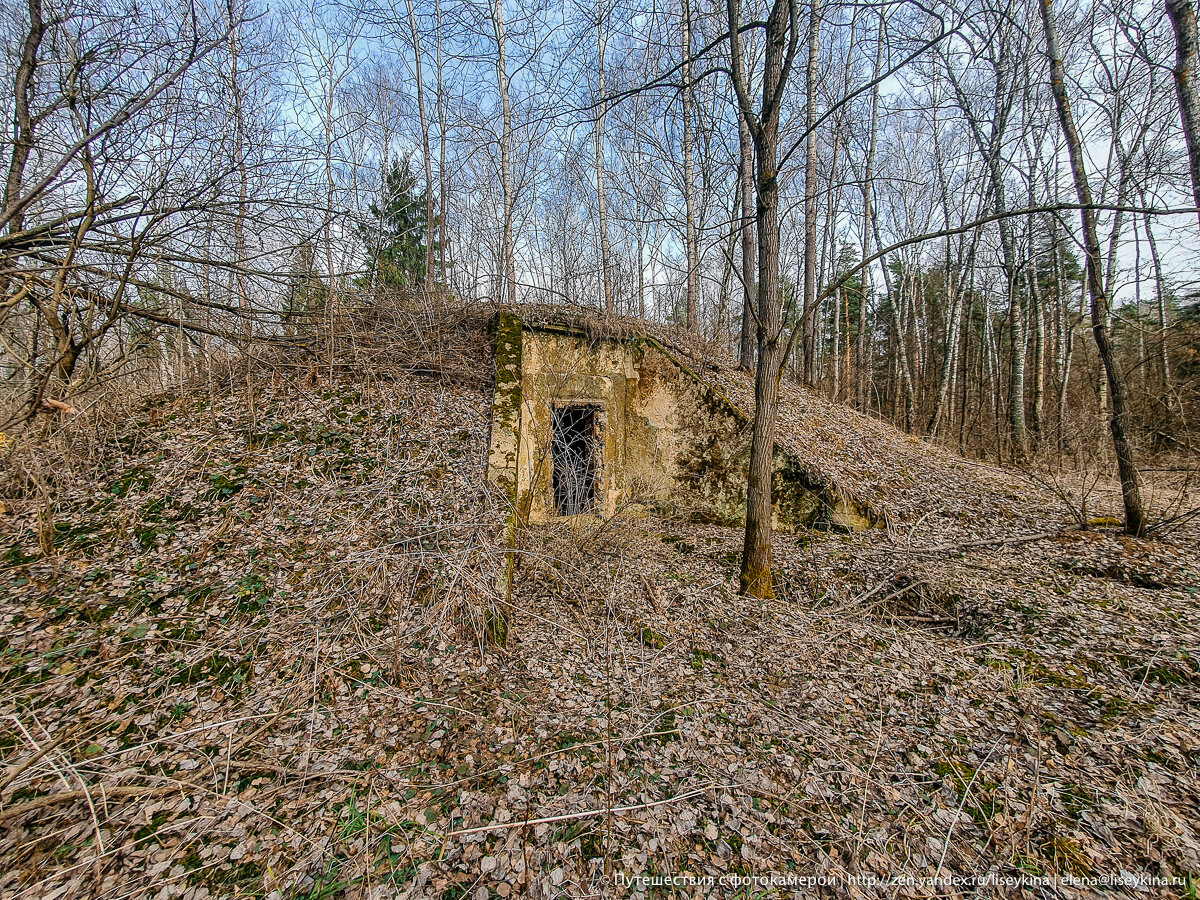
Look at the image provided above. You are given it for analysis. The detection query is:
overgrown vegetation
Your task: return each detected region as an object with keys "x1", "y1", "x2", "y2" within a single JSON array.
[{"x1": 2, "y1": 327, "x2": 1195, "y2": 896}]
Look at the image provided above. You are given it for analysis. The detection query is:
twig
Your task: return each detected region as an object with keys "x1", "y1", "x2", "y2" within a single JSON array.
[
  {"x1": 0, "y1": 785, "x2": 177, "y2": 824},
  {"x1": 302, "y1": 628, "x2": 320, "y2": 789},
  {"x1": 933, "y1": 737, "x2": 1003, "y2": 881},
  {"x1": 441, "y1": 784, "x2": 728, "y2": 840},
  {"x1": 641, "y1": 574, "x2": 661, "y2": 612},
  {"x1": 230, "y1": 696, "x2": 304, "y2": 757},
  {"x1": 14, "y1": 715, "x2": 105, "y2": 854},
  {"x1": 1135, "y1": 648, "x2": 1163, "y2": 701},
  {"x1": 83, "y1": 712, "x2": 280, "y2": 765},
  {"x1": 914, "y1": 528, "x2": 1075, "y2": 555},
  {"x1": 222, "y1": 732, "x2": 232, "y2": 797},
  {"x1": 0, "y1": 725, "x2": 75, "y2": 796}
]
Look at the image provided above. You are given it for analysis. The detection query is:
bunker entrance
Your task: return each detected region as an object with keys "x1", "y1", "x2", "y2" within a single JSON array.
[{"x1": 551, "y1": 405, "x2": 599, "y2": 515}]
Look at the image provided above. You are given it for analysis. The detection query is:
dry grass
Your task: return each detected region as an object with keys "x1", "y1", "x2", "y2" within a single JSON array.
[{"x1": 1, "y1": 299, "x2": 1197, "y2": 899}]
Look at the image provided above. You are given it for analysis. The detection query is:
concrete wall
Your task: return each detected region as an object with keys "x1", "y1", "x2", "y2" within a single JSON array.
[
  {"x1": 515, "y1": 327, "x2": 635, "y2": 521},
  {"x1": 489, "y1": 319, "x2": 867, "y2": 532}
]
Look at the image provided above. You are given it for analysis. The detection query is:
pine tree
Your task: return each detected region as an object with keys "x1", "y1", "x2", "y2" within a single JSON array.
[
  {"x1": 283, "y1": 242, "x2": 328, "y2": 335},
  {"x1": 359, "y1": 158, "x2": 436, "y2": 289}
]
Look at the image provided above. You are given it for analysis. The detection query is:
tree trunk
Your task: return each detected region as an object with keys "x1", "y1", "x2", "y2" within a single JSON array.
[
  {"x1": 434, "y1": 0, "x2": 449, "y2": 283},
  {"x1": 742, "y1": 118, "x2": 783, "y2": 597},
  {"x1": 728, "y1": 0, "x2": 798, "y2": 599},
  {"x1": 1040, "y1": 0, "x2": 1146, "y2": 536},
  {"x1": 857, "y1": 18, "x2": 882, "y2": 411},
  {"x1": 871, "y1": 214, "x2": 912, "y2": 429},
  {"x1": 682, "y1": 0, "x2": 697, "y2": 330},
  {"x1": 405, "y1": 0, "x2": 435, "y2": 288},
  {"x1": 928, "y1": 268, "x2": 965, "y2": 435},
  {"x1": 225, "y1": 17, "x2": 250, "y2": 343},
  {"x1": 1049, "y1": 218, "x2": 1064, "y2": 437},
  {"x1": 1005, "y1": 258, "x2": 1027, "y2": 459},
  {"x1": 801, "y1": 0, "x2": 820, "y2": 384},
  {"x1": 738, "y1": 107, "x2": 755, "y2": 369},
  {"x1": 594, "y1": 7, "x2": 613, "y2": 313},
  {"x1": 926, "y1": 104, "x2": 962, "y2": 437},
  {"x1": 0, "y1": 0, "x2": 42, "y2": 390},
  {"x1": 1167, "y1": 0, "x2": 1200, "y2": 233},
  {"x1": 856, "y1": 196, "x2": 873, "y2": 407},
  {"x1": 3, "y1": 0, "x2": 44, "y2": 241},
  {"x1": 1027, "y1": 255, "x2": 1045, "y2": 445},
  {"x1": 831, "y1": 285, "x2": 840, "y2": 399},
  {"x1": 492, "y1": 0, "x2": 517, "y2": 306},
  {"x1": 1058, "y1": 276, "x2": 1082, "y2": 451},
  {"x1": 895, "y1": 273, "x2": 915, "y2": 430},
  {"x1": 957, "y1": 266, "x2": 976, "y2": 452},
  {"x1": 1142, "y1": 210, "x2": 1170, "y2": 391},
  {"x1": 717, "y1": 201, "x2": 737, "y2": 336}
]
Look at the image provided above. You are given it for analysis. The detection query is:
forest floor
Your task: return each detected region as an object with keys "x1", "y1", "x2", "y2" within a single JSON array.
[{"x1": 1, "y1": 355, "x2": 1199, "y2": 899}]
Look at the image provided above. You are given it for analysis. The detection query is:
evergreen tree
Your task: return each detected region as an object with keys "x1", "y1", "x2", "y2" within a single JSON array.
[
  {"x1": 359, "y1": 158, "x2": 435, "y2": 288},
  {"x1": 283, "y1": 242, "x2": 328, "y2": 335}
]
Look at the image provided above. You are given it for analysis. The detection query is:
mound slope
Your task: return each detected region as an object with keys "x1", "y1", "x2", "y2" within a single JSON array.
[
  {"x1": 483, "y1": 302, "x2": 1067, "y2": 537},
  {"x1": 713, "y1": 369, "x2": 1064, "y2": 536},
  {"x1": 1, "y1": 308, "x2": 1195, "y2": 899}
]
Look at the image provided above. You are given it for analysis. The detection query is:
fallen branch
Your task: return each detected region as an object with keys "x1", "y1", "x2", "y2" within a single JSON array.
[
  {"x1": 914, "y1": 528, "x2": 1075, "y2": 555},
  {"x1": 932, "y1": 737, "x2": 1003, "y2": 880},
  {"x1": 231, "y1": 698, "x2": 303, "y2": 757},
  {"x1": 0, "y1": 785, "x2": 177, "y2": 824},
  {"x1": 441, "y1": 784, "x2": 729, "y2": 839},
  {"x1": 0, "y1": 726, "x2": 76, "y2": 796}
]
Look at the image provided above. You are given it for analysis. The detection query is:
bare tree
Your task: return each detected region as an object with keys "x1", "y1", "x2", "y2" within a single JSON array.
[
  {"x1": 0, "y1": 0, "x2": 255, "y2": 424},
  {"x1": 728, "y1": 0, "x2": 801, "y2": 597},
  {"x1": 1166, "y1": 0, "x2": 1200, "y2": 232},
  {"x1": 800, "y1": 0, "x2": 819, "y2": 385},
  {"x1": 594, "y1": 0, "x2": 614, "y2": 313},
  {"x1": 1039, "y1": 0, "x2": 1147, "y2": 535},
  {"x1": 941, "y1": 3, "x2": 1032, "y2": 458}
]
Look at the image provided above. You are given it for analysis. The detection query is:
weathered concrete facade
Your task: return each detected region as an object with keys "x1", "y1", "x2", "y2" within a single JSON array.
[{"x1": 487, "y1": 313, "x2": 871, "y2": 532}]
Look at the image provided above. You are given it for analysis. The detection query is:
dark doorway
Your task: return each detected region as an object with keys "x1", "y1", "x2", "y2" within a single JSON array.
[{"x1": 551, "y1": 406, "x2": 598, "y2": 515}]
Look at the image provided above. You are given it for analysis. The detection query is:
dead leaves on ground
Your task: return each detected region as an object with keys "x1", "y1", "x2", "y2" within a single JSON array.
[{"x1": 0, "y1": 372, "x2": 1198, "y2": 899}]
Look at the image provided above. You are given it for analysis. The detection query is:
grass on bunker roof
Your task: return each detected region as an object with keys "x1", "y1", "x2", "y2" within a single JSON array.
[{"x1": 0, "y1": 363, "x2": 1198, "y2": 900}]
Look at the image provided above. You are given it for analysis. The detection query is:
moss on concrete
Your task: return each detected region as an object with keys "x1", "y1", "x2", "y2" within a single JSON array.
[
  {"x1": 488, "y1": 312, "x2": 524, "y2": 491},
  {"x1": 488, "y1": 312, "x2": 524, "y2": 620},
  {"x1": 488, "y1": 316, "x2": 874, "y2": 539}
]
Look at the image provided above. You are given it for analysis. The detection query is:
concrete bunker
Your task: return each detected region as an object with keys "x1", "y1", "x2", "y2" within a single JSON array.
[{"x1": 487, "y1": 312, "x2": 873, "y2": 533}]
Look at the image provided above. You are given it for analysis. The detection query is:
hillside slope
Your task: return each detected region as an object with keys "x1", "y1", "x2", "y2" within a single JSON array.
[
  {"x1": 508, "y1": 302, "x2": 1077, "y2": 535},
  {"x1": 716, "y1": 372, "x2": 1062, "y2": 534},
  {"x1": 1, "y1": 326, "x2": 1198, "y2": 899}
]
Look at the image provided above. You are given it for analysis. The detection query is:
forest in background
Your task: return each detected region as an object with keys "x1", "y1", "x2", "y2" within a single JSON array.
[{"x1": 3, "y1": 0, "x2": 1200, "y2": 468}]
